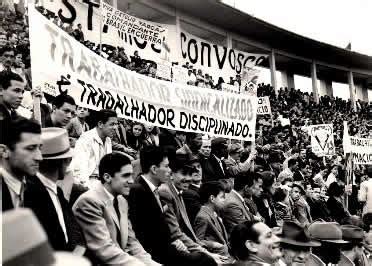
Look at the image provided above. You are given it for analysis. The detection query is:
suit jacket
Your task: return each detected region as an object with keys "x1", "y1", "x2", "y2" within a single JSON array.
[
  {"x1": 158, "y1": 182, "x2": 202, "y2": 251},
  {"x1": 72, "y1": 183, "x2": 157, "y2": 266},
  {"x1": 358, "y1": 179, "x2": 372, "y2": 216},
  {"x1": 203, "y1": 154, "x2": 227, "y2": 182},
  {"x1": 128, "y1": 176, "x2": 174, "y2": 264},
  {"x1": 1, "y1": 175, "x2": 14, "y2": 212},
  {"x1": 224, "y1": 156, "x2": 251, "y2": 178},
  {"x1": 183, "y1": 184, "x2": 201, "y2": 224},
  {"x1": 293, "y1": 197, "x2": 312, "y2": 226},
  {"x1": 194, "y1": 206, "x2": 229, "y2": 249},
  {"x1": 222, "y1": 190, "x2": 254, "y2": 236},
  {"x1": 327, "y1": 196, "x2": 351, "y2": 224},
  {"x1": 24, "y1": 175, "x2": 86, "y2": 252},
  {"x1": 307, "y1": 197, "x2": 332, "y2": 222},
  {"x1": 306, "y1": 253, "x2": 326, "y2": 266},
  {"x1": 70, "y1": 128, "x2": 112, "y2": 186}
]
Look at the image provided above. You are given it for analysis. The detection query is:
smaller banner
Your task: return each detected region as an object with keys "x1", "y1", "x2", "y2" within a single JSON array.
[
  {"x1": 349, "y1": 136, "x2": 372, "y2": 165},
  {"x1": 156, "y1": 61, "x2": 171, "y2": 80},
  {"x1": 257, "y1": 96, "x2": 271, "y2": 115},
  {"x1": 101, "y1": 2, "x2": 167, "y2": 46},
  {"x1": 309, "y1": 124, "x2": 335, "y2": 157}
]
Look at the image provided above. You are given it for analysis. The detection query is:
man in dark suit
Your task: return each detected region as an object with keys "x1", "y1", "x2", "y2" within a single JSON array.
[
  {"x1": 0, "y1": 71, "x2": 26, "y2": 144},
  {"x1": 183, "y1": 178, "x2": 201, "y2": 225},
  {"x1": 193, "y1": 181, "x2": 231, "y2": 258},
  {"x1": 129, "y1": 146, "x2": 217, "y2": 266},
  {"x1": 25, "y1": 128, "x2": 86, "y2": 253},
  {"x1": 1, "y1": 118, "x2": 42, "y2": 212},
  {"x1": 202, "y1": 138, "x2": 228, "y2": 182}
]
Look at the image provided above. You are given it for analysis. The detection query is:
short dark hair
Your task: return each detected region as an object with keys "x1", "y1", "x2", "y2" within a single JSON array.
[
  {"x1": 230, "y1": 221, "x2": 260, "y2": 260},
  {"x1": 199, "y1": 181, "x2": 225, "y2": 204},
  {"x1": 234, "y1": 173, "x2": 261, "y2": 191},
  {"x1": 273, "y1": 187, "x2": 288, "y2": 202},
  {"x1": 53, "y1": 94, "x2": 76, "y2": 109},
  {"x1": 328, "y1": 182, "x2": 344, "y2": 197},
  {"x1": 99, "y1": 152, "x2": 131, "y2": 183},
  {"x1": 140, "y1": 146, "x2": 167, "y2": 174},
  {"x1": 3, "y1": 118, "x2": 41, "y2": 149},
  {"x1": 185, "y1": 132, "x2": 200, "y2": 143},
  {"x1": 0, "y1": 71, "x2": 24, "y2": 90},
  {"x1": 0, "y1": 46, "x2": 14, "y2": 56},
  {"x1": 96, "y1": 109, "x2": 117, "y2": 125}
]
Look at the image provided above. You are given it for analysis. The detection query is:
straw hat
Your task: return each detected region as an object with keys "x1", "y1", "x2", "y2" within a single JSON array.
[
  {"x1": 41, "y1": 128, "x2": 73, "y2": 159},
  {"x1": 2, "y1": 208, "x2": 90, "y2": 266}
]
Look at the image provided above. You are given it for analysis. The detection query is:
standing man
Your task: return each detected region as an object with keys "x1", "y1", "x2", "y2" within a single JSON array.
[
  {"x1": 358, "y1": 166, "x2": 372, "y2": 216},
  {"x1": 224, "y1": 143, "x2": 255, "y2": 179},
  {"x1": 129, "y1": 146, "x2": 217, "y2": 266},
  {"x1": 203, "y1": 137, "x2": 228, "y2": 182},
  {"x1": 1, "y1": 118, "x2": 42, "y2": 211},
  {"x1": 73, "y1": 152, "x2": 158, "y2": 265},
  {"x1": 66, "y1": 105, "x2": 90, "y2": 142},
  {"x1": 176, "y1": 132, "x2": 203, "y2": 160},
  {"x1": 71, "y1": 109, "x2": 117, "y2": 188},
  {"x1": 25, "y1": 128, "x2": 86, "y2": 252}
]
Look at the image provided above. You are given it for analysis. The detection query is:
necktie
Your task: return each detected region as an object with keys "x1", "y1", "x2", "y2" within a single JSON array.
[
  {"x1": 18, "y1": 180, "x2": 27, "y2": 207},
  {"x1": 113, "y1": 197, "x2": 122, "y2": 245},
  {"x1": 153, "y1": 188, "x2": 163, "y2": 212}
]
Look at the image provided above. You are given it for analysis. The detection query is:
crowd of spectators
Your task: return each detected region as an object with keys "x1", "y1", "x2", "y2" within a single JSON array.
[{"x1": 2, "y1": 3, "x2": 372, "y2": 266}]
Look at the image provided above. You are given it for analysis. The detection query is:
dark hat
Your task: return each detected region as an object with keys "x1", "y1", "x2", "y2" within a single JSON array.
[
  {"x1": 211, "y1": 137, "x2": 227, "y2": 147},
  {"x1": 308, "y1": 222, "x2": 349, "y2": 244},
  {"x1": 292, "y1": 183, "x2": 306, "y2": 195},
  {"x1": 279, "y1": 221, "x2": 320, "y2": 247},
  {"x1": 341, "y1": 225, "x2": 364, "y2": 242}
]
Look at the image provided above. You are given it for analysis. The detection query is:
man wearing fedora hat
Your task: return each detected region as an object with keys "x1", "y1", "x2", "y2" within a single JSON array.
[
  {"x1": 307, "y1": 221, "x2": 349, "y2": 266},
  {"x1": 340, "y1": 225, "x2": 369, "y2": 266},
  {"x1": 279, "y1": 221, "x2": 320, "y2": 266},
  {"x1": 24, "y1": 127, "x2": 86, "y2": 252}
]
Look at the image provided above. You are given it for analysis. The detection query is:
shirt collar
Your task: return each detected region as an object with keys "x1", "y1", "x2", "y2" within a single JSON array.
[
  {"x1": 141, "y1": 175, "x2": 158, "y2": 193},
  {"x1": 0, "y1": 167, "x2": 25, "y2": 196},
  {"x1": 36, "y1": 173, "x2": 58, "y2": 195},
  {"x1": 94, "y1": 128, "x2": 106, "y2": 145},
  {"x1": 232, "y1": 189, "x2": 245, "y2": 203},
  {"x1": 102, "y1": 185, "x2": 114, "y2": 202},
  {"x1": 171, "y1": 182, "x2": 182, "y2": 196}
]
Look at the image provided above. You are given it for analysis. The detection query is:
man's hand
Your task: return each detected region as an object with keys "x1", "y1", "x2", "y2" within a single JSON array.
[
  {"x1": 171, "y1": 239, "x2": 188, "y2": 253},
  {"x1": 31, "y1": 88, "x2": 43, "y2": 99}
]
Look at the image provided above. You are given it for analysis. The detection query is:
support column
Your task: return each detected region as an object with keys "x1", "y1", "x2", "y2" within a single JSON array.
[
  {"x1": 226, "y1": 34, "x2": 233, "y2": 49},
  {"x1": 287, "y1": 72, "x2": 295, "y2": 90},
  {"x1": 311, "y1": 61, "x2": 319, "y2": 104},
  {"x1": 348, "y1": 71, "x2": 357, "y2": 111},
  {"x1": 269, "y1": 50, "x2": 277, "y2": 91}
]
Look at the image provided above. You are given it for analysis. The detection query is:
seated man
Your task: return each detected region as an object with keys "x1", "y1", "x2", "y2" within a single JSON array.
[
  {"x1": 73, "y1": 152, "x2": 159, "y2": 265},
  {"x1": 159, "y1": 154, "x2": 226, "y2": 264},
  {"x1": 129, "y1": 146, "x2": 217, "y2": 266},
  {"x1": 193, "y1": 181, "x2": 231, "y2": 258}
]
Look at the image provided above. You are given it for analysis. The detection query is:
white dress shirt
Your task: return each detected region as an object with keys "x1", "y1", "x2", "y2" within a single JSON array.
[
  {"x1": 1, "y1": 167, "x2": 26, "y2": 208},
  {"x1": 37, "y1": 173, "x2": 68, "y2": 243}
]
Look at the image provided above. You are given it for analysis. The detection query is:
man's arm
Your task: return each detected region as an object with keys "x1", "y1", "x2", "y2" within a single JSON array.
[
  {"x1": 358, "y1": 181, "x2": 367, "y2": 202},
  {"x1": 71, "y1": 137, "x2": 91, "y2": 186},
  {"x1": 73, "y1": 197, "x2": 145, "y2": 265},
  {"x1": 222, "y1": 202, "x2": 250, "y2": 235}
]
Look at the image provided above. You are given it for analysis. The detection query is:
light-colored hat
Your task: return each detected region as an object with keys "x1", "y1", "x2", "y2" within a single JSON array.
[
  {"x1": 308, "y1": 221, "x2": 349, "y2": 244},
  {"x1": 41, "y1": 128, "x2": 73, "y2": 159},
  {"x1": 2, "y1": 208, "x2": 90, "y2": 266}
]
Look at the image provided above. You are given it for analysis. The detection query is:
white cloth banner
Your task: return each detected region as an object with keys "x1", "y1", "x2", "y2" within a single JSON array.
[
  {"x1": 349, "y1": 137, "x2": 372, "y2": 165},
  {"x1": 241, "y1": 67, "x2": 260, "y2": 96},
  {"x1": 172, "y1": 65, "x2": 189, "y2": 84},
  {"x1": 179, "y1": 29, "x2": 268, "y2": 81},
  {"x1": 309, "y1": 124, "x2": 335, "y2": 157},
  {"x1": 221, "y1": 83, "x2": 239, "y2": 94},
  {"x1": 101, "y1": 2, "x2": 167, "y2": 46},
  {"x1": 257, "y1": 97, "x2": 271, "y2": 115},
  {"x1": 39, "y1": 0, "x2": 173, "y2": 63},
  {"x1": 156, "y1": 61, "x2": 172, "y2": 80},
  {"x1": 29, "y1": 6, "x2": 257, "y2": 141}
]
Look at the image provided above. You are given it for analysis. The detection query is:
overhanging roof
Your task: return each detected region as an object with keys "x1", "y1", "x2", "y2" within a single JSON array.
[{"x1": 155, "y1": 0, "x2": 372, "y2": 82}]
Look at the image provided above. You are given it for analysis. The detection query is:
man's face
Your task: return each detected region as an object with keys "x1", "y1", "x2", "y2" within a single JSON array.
[
  {"x1": 291, "y1": 187, "x2": 302, "y2": 202},
  {"x1": 53, "y1": 102, "x2": 76, "y2": 127},
  {"x1": 155, "y1": 157, "x2": 171, "y2": 184},
  {"x1": 300, "y1": 150, "x2": 306, "y2": 160},
  {"x1": 251, "y1": 178, "x2": 263, "y2": 198},
  {"x1": 2, "y1": 80, "x2": 25, "y2": 109},
  {"x1": 200, "y1": 139, "x2": 211, "y2": 157},
  {"x1": 173, "y1": 170, "x2": 192, "y2": 191},
  {"x1": 100, "y1": 117, "x2": 118, "y2": 138},
  {"x1": 282, "y1": 246, "x2": 311, "y2": 266},
  {"x1": 312, "y1": 188, "x2": 321, "y2": 201},
  {"x1": 191, "y1": 162, "x2": 202, "y2": 185},
  {"x1": 212, "y1": 191, "x2": 225, "y2": 210},
  {"x1": 109, "y1": 164, "x2": 134, "y2": 196},
  {"x1": 252, "y1": 222, "x2": 282, "y2": 263},
  {"x1": 6, "y1": 133, "x2": 43, "y2": 177},
  {"x1": 230, "y1": 151, "x2": 241, "y2": 162},
  {"x1": 76, "y1": 106, "x2": 89, "y2": 118}
]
